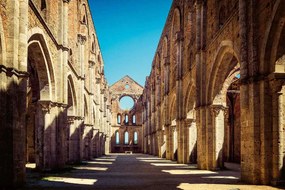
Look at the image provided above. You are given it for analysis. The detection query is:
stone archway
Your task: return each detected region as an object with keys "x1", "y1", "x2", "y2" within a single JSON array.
[
  {"x1": 184, "y1": 84, "x2": 197, "y2": 164},
  {"x1": 26, "y1": 32, "x2": 55, "y2": 171},
  {"x1": 204, "y1": 42, "x2": 240, "y2": 170},
  {"x1": 167, "y1": 95, "x2": 177, "y2": 161}
]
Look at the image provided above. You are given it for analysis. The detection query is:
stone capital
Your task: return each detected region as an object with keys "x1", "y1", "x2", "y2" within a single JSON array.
[
  {"x1": 185, "y1": 118, "x2": 195, "y2": 126},
  {"x1": 96, "y1": 77, "x2": 101, "y2": 84},
  {"x1": 164, "y1": 57, "x2": 170, "y2": 66},
  {"x1": 78, "y1": 34, "x2": 87, "y2": 45},
  {"x1": 268, "y1": 75, "x2": 285, "y2": 95},
  {"x1": 67, "y1": 116, "x2": 75, "y2": 124},
  {"x1": 210, "y1": 105, "x2": 228, "y2": 117},
  {"x1": 38, "y1": 100, "x2": 53, "y2": 113},
  {"x1": 89, "y1": 60, "x2": 95, "y2": 68},
  {"x1": 75, "y1": 116, "x2": 84, "y2": 121},
  {"x1": 176, "y1": 31, "x2": 184, "y2": 42}
]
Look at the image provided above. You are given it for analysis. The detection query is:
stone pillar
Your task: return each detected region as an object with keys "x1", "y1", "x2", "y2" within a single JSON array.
[
  {"x1": 177, "y1": 119, "x2": 185, "y2": 163},
  {"x1": 66, "y1": 116, "x2": 74, "y2": 163},
  {"x1": 56, "y1": 103, "x2": 68, "y2": 168},
  {"x1": 61, "y1": 0, "x2": 70, "y2": 103},
  {"x1": 270, "y1": 78, "x2": 285, "y2": 185},
  {"x1": 209, "y1": 105, "x2": 227, "y2": 170},
  {"x1": 165, "y1": 125, "x2": 170, "y2": 159},
  {"x1": 92, "y1": 129, "x2": 99, "y2": 158},
  {"x1": 195, "y1": 107, "x2": 204, "y2": 169},
  {"x1": 69, "y1": 117, "x2": 83, "y2": 163},
  {"x1": 0, "y1": 0, "x2": 28, "y2": 187},
  {"x1": 187, "y1": 118, "x2": 197, "y2": 163},
  {"x1": 37, "y1": 101, "x2": 52, "y2": 170},
  {"x1": 78, "y1": 34, "x2": 86, "y2": 119}
]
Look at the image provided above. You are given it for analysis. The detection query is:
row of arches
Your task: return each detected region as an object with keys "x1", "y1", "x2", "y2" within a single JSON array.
[
  {"x1": 142, "y1": 0, "x2": 285, "y2": 185},
  {"x1": 0, "y1": 1, "x2": 112, "y2": 187}
]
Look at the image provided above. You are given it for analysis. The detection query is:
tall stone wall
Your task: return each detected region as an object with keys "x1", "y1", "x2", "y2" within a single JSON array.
[
  {"x1": 0, "y1": 0, "x2": 111, "y2": 188},
  {"x1": 109, "y1": 76, "x2": 144, "y2": 153},
  {"x1": 142, "y1": 0, "x2": 285, "y2": 185}
]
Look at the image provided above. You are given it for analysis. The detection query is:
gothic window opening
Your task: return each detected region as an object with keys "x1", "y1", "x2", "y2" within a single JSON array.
[
  {"x1": 124, "y1": 131, "x2": 129, "y2": 145},
  {"x1": 132, "y1": 115, "x2": 136, "y2": 124},
  {"x1": 117, "y1": 114, "x2": 121, "y2": 124},
  {"x1": 115, "y1": 131, "x2": 120, "y2": 145},
  {"x1": 41, "y1": 0, "x2": 46, "y2": 11},
  {"x1": 134, "y1": 132, "x2": 138, "y2": 145},
  {"x1": 125, "y1": 114, "x2": 129, "y2": 124},
  {"x1": 92, "y1": 34, "x2": 96, "y2": 53},
  {"x1": 80, "y1": 5, "x2": 88, "y2": 26},
  {"x1": 219, "y1": 5, "x2": 226, "y2": 28}
]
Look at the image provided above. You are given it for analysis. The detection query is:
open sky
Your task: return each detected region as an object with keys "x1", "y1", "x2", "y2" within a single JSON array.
[{"x1": 89, "y1": 0, "x2": 173, "y2": 86}]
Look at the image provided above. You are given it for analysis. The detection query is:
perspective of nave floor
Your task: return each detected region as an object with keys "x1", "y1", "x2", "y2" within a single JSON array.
[{"x1": 21, "y1": 154, "x2": 281, "y2": 190}]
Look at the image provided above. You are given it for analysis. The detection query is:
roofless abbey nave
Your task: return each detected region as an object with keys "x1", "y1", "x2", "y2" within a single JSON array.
[{"x1": 0, "y1": 0, "x2": 285, "y2": 189}]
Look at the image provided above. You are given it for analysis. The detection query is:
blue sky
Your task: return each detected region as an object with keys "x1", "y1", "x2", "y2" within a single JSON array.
[{"x1": 89, "y1": 0, "x2": 173, "y2": 86}]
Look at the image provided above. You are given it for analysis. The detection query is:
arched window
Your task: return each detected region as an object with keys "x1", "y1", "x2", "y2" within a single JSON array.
[
  {"x1": 125, "y1": 114, "x2": 129, "y2": 124},
  {"x1": 134, "y1": 132, "x2": 138, "y2": 145},
  {"x1": 219, "y1": 5, "x2": 226, "y2": 28},
  {"x1": 80, "y1": 4, "x2": 88, "y2": 25},
  {"x1": 117, "y1": 114, "x2": 121, "y2": 124},
  {"x1": 92, "y1": 34, "x2": 96, "y2": 53},
  {"x1": 132, "y1": 115, "x2": 136, "y2": 124},
  {"x1": 124, "y1": 131, "x2": 129, "y2": 145},
  {"x1": 115, "y1": 131, "x2": 120, "y2": 145},
  {"x1": 41, "y1": 0, "x2": 46, "y2": 11}
]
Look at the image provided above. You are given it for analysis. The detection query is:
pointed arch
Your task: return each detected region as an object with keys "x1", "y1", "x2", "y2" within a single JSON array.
[
  {"x1": 207, "y1": 40, "x2": 240, "y2": 104},
  {"x1": 261, "y1": 0, "x2": 285, "y2": 73},
  {"x1": 28, "y1": 28, "x2": 56, "y2": 101},
  {"x1": 80, "y1": 4, "x2": 88, "y2": 25},
  {"x1": 170, "y1": 8, "x2": 182, "y2": 89},
  {"x1": 117, "y1": 114, "x2": 121, "y2": 124},
  {"x1": 41, "y1": 0, "x2": 46, "y2": 11},
  {"x1": 184, "y1": 83, "x2": 195, "y2": 119},
  {"x1": 115, "y1": 131, "x2": 120, "y2": 145},
  {"x1": 67, "y1": 75, "x2": 77, "y2": 116},
  {"x1": 134, "y1": 131, "x2": 138, "y2": 145},
  {"x1": 124, "y1": 131, "x2": 129, "y2": 145},
  {"x1": 91, "y1": 34, "x2": 96, "y2": 53}
]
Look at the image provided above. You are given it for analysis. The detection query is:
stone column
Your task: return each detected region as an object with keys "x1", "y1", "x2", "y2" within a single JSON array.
[
  {"x1": 269, "y1": 78, "x2": 285, "y2": 184},
  {"x1": 186, "y1": 118, "x2": 197, "y2": 164},
  {"x1": 210, "y1": 105, "x2": 227, "y2": 170},
  {"x1": 177, "y1": 118, "x2": 185, "y2": 163},
  {"x1": 172, "y1": 125, "x2": 178, "y2": 161},
  {"x1": 92, "y1": 129, "x2": 99, "y2": 158},
  {"x1": 70, "y1": 117, "x2": 83, "y2": 163},
  {"x1": 37, "y1": 100, "x2": 52, "y2": 170},
  {"x1": 66, "y1": 116, "x2": 74, "y2": 163},
  {"x1": 165, "y1": 125, "x2": 171, "y2": 160},
  {"x1": 78, "y1": 34, "x2": 86, "y2": 119},
  {"x1": 61, "y1": 0, "x2": 70, "y2": 103},
  {"x1": 0, "y1": 0, "x2": 28, "y2": 187},
  {"x1": 196, "y1": 106, "x2": 207, "y2": 169},
  {"x1": 56, "y1": 103, "x2": 68, "y2": 168}
]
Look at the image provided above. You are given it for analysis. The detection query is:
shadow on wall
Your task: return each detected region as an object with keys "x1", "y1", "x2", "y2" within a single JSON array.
[
  {"x1": 0, "y1": 79, "x2": 27, "y2": 188},
  {"x1": 190, "y1": 142, "x2": 197, "y2": 164},
  {"x1": 0, "y1": 78, "x2": 102, "y2": 188}
]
